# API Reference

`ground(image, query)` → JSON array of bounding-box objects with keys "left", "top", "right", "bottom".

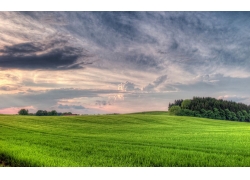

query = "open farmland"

[{"left": 1, "top": 113, "right": 250, "bottom": 167}]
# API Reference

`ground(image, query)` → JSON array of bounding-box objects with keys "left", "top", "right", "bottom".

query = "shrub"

[{"left": 169, "top": 106, "right": 181, "bottom": 115}]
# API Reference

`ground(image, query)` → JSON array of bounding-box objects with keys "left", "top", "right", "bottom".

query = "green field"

[{"left": 1, "top": 112, "right": 250, "bottom": 167}]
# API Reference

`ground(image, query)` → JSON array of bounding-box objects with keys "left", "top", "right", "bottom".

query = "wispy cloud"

[
  {"left": 217, "top": 95, "right": 249, "bottom": 103},
  {"left": 143, "top": 75, "right": 167, "bottom": 92},
  {"left": 1, "top": 12, "right": 250, "bottom": 113}
]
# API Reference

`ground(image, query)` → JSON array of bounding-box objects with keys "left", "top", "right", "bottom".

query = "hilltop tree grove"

[{"left": 168, "top": 97, "right": 250, "bottom": 122}]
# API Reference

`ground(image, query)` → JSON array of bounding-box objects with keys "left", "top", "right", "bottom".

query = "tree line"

[
  {"left": 18, "top": 109, "right": 73, "bottom": 116},
  {"left": 168, "top": 97, "right": 250, "bottom": 122}
]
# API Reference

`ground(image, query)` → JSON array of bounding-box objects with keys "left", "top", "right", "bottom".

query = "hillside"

[{"left": 1, "top": 113, "right": 250, "bottom": 166}]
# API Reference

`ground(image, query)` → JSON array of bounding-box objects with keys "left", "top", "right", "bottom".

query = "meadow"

[{"left": 1, "top": 112, "right": 250, "bottom": 167}]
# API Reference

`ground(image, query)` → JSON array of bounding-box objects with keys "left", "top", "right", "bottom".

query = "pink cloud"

[{"left": 0, "top": 106, "right": 35, "bottom": 114}]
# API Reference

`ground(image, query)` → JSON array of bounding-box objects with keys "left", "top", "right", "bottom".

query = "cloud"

[
  {"left": 194, "top": 74, "right": 222, "bottom": 83},
  {"left": 0, "top": 85, "right": 21, "bottom": 91},
  {"left": 160, "top": 85, "right": 178, "bottom": 92},
  {"left": 143, "top": 75, "right": 167, "bottom": 92},
  {"left": 117, "top": 81, "right": 141, "bottom": 92},
  {"left": 124, "top": 82, "right": 135, "bottom": 91},
  {"left": 122, "top": 53, "right": 164, "bottom": 71},
  {"left": 95, "top": 100, "right": 109, "bottom": 107},
  {"left": 0, "top": 88, "right": 121, "bottom": 109},
  {"left": 143, "top": 83, "right": 155, "bottom": 92},
  {"left": 58, "top": 104, "right": 85, "bottom": 109},
  {"left": 4, "top": 74, "right": 19, "bottom": 81},
  {"left": 2, "top": 12, "right": 250, "bottom": 73},
  {"left": 1, "top": 12, "right": 250, "bottom": 114},
  {"left": 153, "top": 75, "right": 168, "bottom": 86},
  {"left": 0, "top": 106, "right": 35, "bottom": 114},
  {"left": 0, "top": 35, "right": 93, "bottom": 70},
  {"left": 3, "top": 12, "right": 250, "bottom": 74},
  {"left": 217, "top": 95, "right": 249, "bottom": 103}
]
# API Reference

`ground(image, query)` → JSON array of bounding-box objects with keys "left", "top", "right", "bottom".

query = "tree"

[
  {"left": 236, "top": 111, "right": 245, "bottom": 122},
  {"left": 206, "top": 110, "right": 215, "bottom": 119},
  {"left": 219, "top": 109, "right": 226, "bottom": 120},
  {"left": 36, "top": 110, "right": 44, "bottom": 116},
  {"left": 231, "top": 112, "right": 238, "bottom": 121},
  {"left": 169, "top": 97, "right": 250, "bottom": 122},
  {"left": 169, "top": 105, "right": 181, "bottom": 115},
  {"left": 43, "top": 110, "right": 48, "bottom": 116},
  {"left": 213, "top": 108, "right": 221, "bottom": 119},
  {"left": 181, "top": 99, "right": 191, "bottom": 109},
  {"left": 242, "top": 110, "right": 249, "bottom": 122},
  {"left": 18, "top": 109, "right": 28, "bottom": 115},
  {"left": 193, "top": 110, "right": 201, "bottom": 117},
  {"left": 50, "top": 110, "right": 58, "bottom": 116},
  {"left": 182, "top": 109, "right": 194, "bottom": 116},
  {"left": 225, "top": 109, "right": 232, "bottom": 120},
  {"left": 200, "top": 109, "right": 207, "bottom": 117}
]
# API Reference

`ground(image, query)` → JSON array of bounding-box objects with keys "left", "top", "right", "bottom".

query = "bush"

[
  {"left": 169, "top": 106, "right": 181, "bottom": 115},
  {"left": 185, "top": 109, "right": 194, "bottom": 116},
  {"left": 181, "top": 99, "right": 191, "bottom": 109}
]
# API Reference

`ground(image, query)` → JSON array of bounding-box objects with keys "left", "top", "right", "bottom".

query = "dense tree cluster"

[
  {"left": 35, "top": 110, "right": 58, "bottom": 116},
  {"left": 168, "top": 97, "right": 250, "bottom": 122},
  {"left": 169, "top": 99, "right": 183, "bottom": 109},
  {"left": 18, "top": 109, "right": 74, "bottom": 116}
]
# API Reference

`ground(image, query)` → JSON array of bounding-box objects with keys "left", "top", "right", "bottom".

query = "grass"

[{"left": 1, "top": 113, "right": 250, "bottom": 166}]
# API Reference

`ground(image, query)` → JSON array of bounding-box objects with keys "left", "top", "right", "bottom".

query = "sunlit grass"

[{"left": 1, "top": 113, "right": 250, "bottom": 166}]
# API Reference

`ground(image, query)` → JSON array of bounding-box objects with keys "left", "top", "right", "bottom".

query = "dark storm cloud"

[
  {"left": 3, "top": 12, "right": 250, "bottom": 72},
  {"left": 1, "top": 42, "right": 43, "bottom": 54},
  {"left": 0, "top": 37, "right": 92, "bottom": 70}
]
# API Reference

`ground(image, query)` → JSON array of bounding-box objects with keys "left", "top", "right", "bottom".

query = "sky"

[{"left": 1, "top": 11, "right": 250, "bottom": 114}]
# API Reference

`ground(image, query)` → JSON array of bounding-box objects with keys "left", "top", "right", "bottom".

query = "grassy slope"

[
  {"left": 128, "top": 111, "right": 169, "bottom": 115},
  {"left": 1, "top": 113, "right": 250, "bottom": 167}
]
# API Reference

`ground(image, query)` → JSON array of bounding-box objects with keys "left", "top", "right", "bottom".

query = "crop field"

[{"left": 1, "top": 112, "right": 250, "bottom": 167}]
